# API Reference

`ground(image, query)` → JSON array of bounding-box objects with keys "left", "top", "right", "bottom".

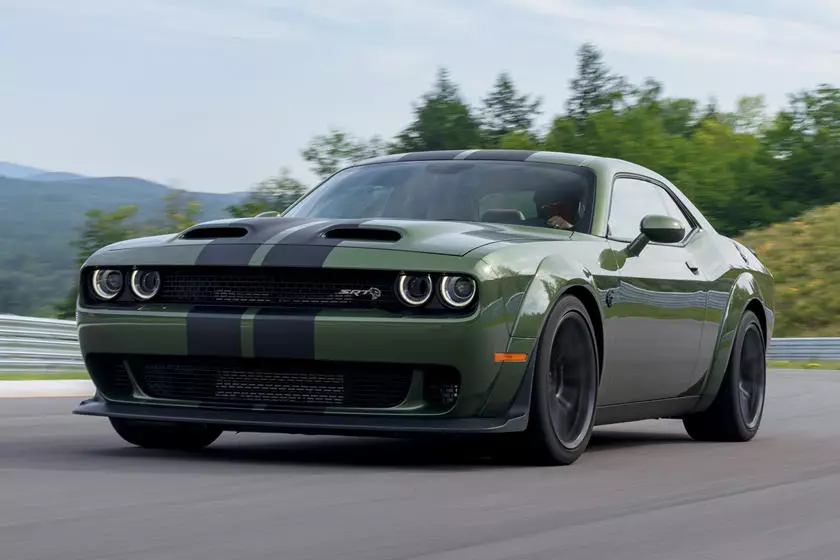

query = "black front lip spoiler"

[{"left": 73, "top": 395, "right": 529, "bottom": 436}]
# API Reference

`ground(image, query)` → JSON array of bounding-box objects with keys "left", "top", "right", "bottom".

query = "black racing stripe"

[
  {"left": 194, "top": 244, "right": 262, "bottom": 266},
  {"left": 260, "top": 220, "right": 368, "bottom": 268},
  {"left": 261, "top": 245, "right": 336, "bottom": 268},
  {"left": 252, "top": 309, "right": 316, "bottom": 360},
  {"left": 230, "top": 217, "right": 314, "bottom": 239},
  {"left": 194, "top": 217, "right": 317, "bottom": 266},
  {"left": 464, "top": 150, "right": 537, "bottom": 161},
  {"left": 186, "top": 306, "right": 247, "bottom": 357},
  {"left": 398, "top": 150, "right": 466, "bottom": 161}
]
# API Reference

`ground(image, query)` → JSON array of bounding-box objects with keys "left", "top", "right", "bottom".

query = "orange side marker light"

[{"left": 494, "top": 352, "right": 527, "bottom": 363}]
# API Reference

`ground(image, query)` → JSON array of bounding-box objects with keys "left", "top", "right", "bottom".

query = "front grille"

[
  {"left": 85, "top": 354, "right": 461, "bottom": 411},
  {"left": 156, "top": 266, "right": 400, "bottom": 310},
  {"left": 135, "top": 358, "right": 410, "bottom": 409}
]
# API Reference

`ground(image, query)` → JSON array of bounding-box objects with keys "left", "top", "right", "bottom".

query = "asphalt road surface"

[{"left": 3, "top": 369, "right": 840, "bottom": 560}]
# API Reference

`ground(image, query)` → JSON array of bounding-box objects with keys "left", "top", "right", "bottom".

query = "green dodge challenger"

[{"left": 73, "top": 149, "right": 774, "bottom": 465}]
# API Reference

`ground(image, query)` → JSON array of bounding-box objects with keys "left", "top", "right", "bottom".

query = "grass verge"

[
  {"left": 0, "top": 371, "right": 91, "bottom": 381},
  {"left": 766, "top": 360, "right": 840, "bottom": 370}
]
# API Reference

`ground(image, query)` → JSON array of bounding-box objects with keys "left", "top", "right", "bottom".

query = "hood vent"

[
  {"left": 322, "top": 227, "right": 402, "bottom": 242},
  {"left": 180, "top": 226, "right": 248, "bottom": 240}
]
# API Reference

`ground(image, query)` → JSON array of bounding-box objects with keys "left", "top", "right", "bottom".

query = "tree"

[
  {"left": 72, "top": 206, "right": 142, "bottom": 266},
  {"left": 730, "top": 95, "right": 768, "bottom": 136},
  {"left": 301, "top": 129, "right": 386, "bottom": 180},
  {"left": 157, "top": 190, "right": 203, "bottom": 233},
  {"left": 497, "top": 130, "right": 542, "bottom": 150},
  {"left": 226, "top": 167, "right": 308, "bottom": 218},
  {"left": 54, "top": 205, "right": 144, "bottom": 319},
  {"left": 479, "top": 72, "right": 542, "bottom": 146},
  {"left": 392, "top": 67, "right": 482, "bottom": 152},
  {"left": 566, "top": 43, "right": 628, "bottom": 123}
]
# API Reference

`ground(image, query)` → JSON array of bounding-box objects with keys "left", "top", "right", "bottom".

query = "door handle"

[{"left": 685, "top": 260, "right": 700, "bottom": 274}]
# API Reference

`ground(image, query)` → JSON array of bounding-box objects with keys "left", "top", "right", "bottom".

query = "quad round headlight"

[
  {"left": 439, "top": 275, "right": 476, "bottom": 308},
  {"left": 396, "top": 273, "right": 433, "bottom": 306},
  {"left": 91, "top": 269, "right": 123, "bottom": 300},
  {"left": 130, "top": 270, "right": 161, "bottom": 300}
]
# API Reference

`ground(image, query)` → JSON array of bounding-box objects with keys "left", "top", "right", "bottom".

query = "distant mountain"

[
  {"left": 0, "top": 161, "right": 48, "bottom": 179},
  {"left": 27, "top": 171, "right": 88, "bottom": 182},
  {"left": 0, "top": 167, "right": 250, "bottom": 317}
]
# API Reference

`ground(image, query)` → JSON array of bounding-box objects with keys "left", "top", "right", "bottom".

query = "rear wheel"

[
  {"left": 517, "top": 294, "right": 600, "bottom": 465},
  {"left": 109, "top": 418, "right": 223, "bottom": 451},
  {"left": 683, "top": 309, "right": 766, "bottom": 442}
]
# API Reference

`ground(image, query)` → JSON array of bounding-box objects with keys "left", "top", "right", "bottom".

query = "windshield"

[{"left": 283, "top": 160, "right": 596, "bottom": 233}]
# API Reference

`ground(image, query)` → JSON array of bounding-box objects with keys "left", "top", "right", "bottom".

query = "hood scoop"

[
  {"left": 180, "top": 226, "right": 248, "bottom": 240},
  {"left": 322, "top": 227, "right": 402, "bottom": 243}
]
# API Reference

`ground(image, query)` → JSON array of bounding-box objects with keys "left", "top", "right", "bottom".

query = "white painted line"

[{"left": 0, "top": 379, "right": 95, "bottom": 399}]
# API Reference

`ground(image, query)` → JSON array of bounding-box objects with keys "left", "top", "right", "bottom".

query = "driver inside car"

[{"left": 532, "top": 189, "right": 581, "bottom": 230}]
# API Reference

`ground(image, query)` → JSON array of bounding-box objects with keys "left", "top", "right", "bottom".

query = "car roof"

[{"left": 351, "top": 149, "right": 662, "bottom": 179}]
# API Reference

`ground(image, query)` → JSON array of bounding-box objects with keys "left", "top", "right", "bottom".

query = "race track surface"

[{"left": 2, "top": 369, "right": 840, "bottom": 560}]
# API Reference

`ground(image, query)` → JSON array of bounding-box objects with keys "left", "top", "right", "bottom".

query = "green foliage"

[
  {"left": 738, "top": 203, "right": 840, "bottom": 337},
  {"left": 226, "top": 168, "right": 308, "bottom": 218},
  {"left": 479, "top": 72, "right": 542, "bottom": 145},
  {"left": 161, "top": 191, "right": 203, "bottom": 232},
  {"left": 301, "top": 130, "right": 386, "bottom": 180},
  {"left": 72, "top": 205, "right": 141, "bottom": 266},
  {"left": 566, "top": 42, "right": 630, "bottom": 124},
  {"left": 392, "top": 68, "right": 483, "bottom": 152}
]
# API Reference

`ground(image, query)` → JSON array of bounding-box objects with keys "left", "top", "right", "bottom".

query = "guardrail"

[
  {"left": 0, "top": 314, "right": 837, "bottom": 374},
  {"left": 765, "top": 338, "right": 840, "bottom": 362},
  {"left": 0, "top": 314, "right": 85, "bottom": 372}
]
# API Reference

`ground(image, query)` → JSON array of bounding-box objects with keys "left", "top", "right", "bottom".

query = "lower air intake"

[
  {"left": 84, "top": 354, "right": 461, "bottom": 411},
  {"left": 137, "top": 359, "right": 409, "bottom": 408}
]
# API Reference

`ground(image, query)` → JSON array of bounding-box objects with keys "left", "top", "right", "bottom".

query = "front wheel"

[
  {"left": 517, "top": 294, "right": 600, "bottom": 465},
  {"left": 109, "top": 418, "right": 223, "bottom": 451},
  {"left": 683, "top": 309, "right": 766, "bottom": 442}
]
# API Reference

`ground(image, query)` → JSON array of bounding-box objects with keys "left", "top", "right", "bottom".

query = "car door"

[{"left": 598, "top": 175, "right": 709, "bottom": 406}]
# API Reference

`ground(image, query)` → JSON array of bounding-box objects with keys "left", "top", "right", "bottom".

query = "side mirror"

[{"left": 625, "top": 214, "right": 685, "bottom": 257}]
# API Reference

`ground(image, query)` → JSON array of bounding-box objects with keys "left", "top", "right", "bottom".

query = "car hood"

[{"left": 103, "top": 216, "right": 572, "bottom": 257}]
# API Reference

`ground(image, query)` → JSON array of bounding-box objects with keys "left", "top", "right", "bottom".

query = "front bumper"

[
  {"left": 73, "top": 390, "right": 531, "bottom": 436},
  {"left": 76, "top": 303, "right": 537, "bottom": 423}
]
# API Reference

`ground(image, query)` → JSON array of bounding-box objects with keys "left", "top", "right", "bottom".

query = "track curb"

[{"left": 0, "top": 379, "right": 95, "bottom": 398}]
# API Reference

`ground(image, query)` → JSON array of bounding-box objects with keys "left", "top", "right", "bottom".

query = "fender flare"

[
  {"left": 494, "top": 260, "right": 605, "bottom": 425},
  {"left": 693, "top": 272, "right": 771, "bottom": 412}
]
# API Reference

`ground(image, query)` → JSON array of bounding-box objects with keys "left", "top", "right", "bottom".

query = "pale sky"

[{"left": 1, "top": 0, "right": 839, "bottom": 193}]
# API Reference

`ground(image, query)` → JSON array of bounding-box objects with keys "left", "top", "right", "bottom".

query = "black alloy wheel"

[
  {"left": 520, "top": 294, "right": 600, "bottom": 465},
  {"left": 683, "top": 309, "right": 766, "bottom": 442}
]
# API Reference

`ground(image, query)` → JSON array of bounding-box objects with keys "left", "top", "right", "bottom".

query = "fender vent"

[
  {"left": 181, "top": 226, "right": 248, "bottom": 240},
  {"left": 323, "top": 227, "right": 401, "bottom": 242}
]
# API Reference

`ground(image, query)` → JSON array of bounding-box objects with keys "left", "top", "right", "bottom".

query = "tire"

[
  {"left": 516, "top": 294, "right": 600, "bottom": 465},
  {"left": 683, "top": 309, "right": 766, "bottom": 442},
  {"left": 109, "top": 418, "right": 223, "bottom": 451}
]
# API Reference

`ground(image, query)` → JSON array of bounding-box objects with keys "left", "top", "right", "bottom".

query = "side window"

[
  {"left": 608, "top": 177, "right": 693, "bottom": 242},
  {"left": 653, "top": 188, "right": 693, "bottom": 238},
  {"left": 608, "top": 178, "right": 669, "bottom": 241}
]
